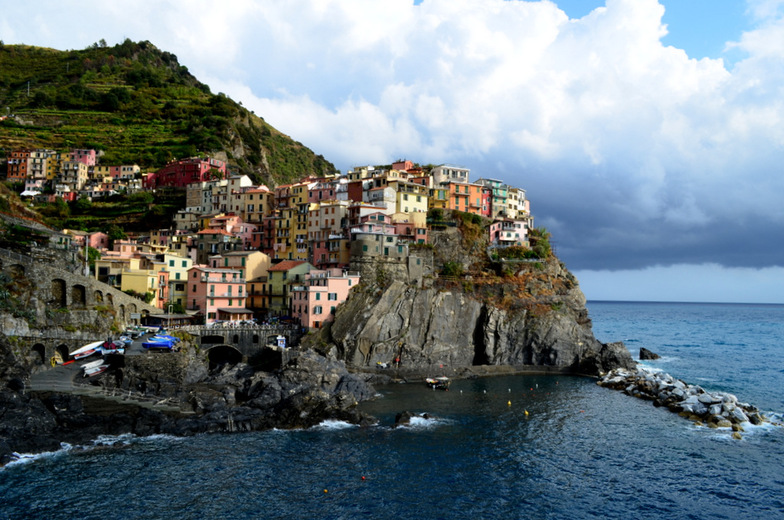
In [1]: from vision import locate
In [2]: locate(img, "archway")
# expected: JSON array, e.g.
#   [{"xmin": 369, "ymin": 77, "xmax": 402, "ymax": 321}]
[
  {"xmin": 119, "ymin": 304, "xmax": 126, "ymax": 322},
  {"xmin": 107, "ymin": 293, "xmax": 114, "ymax": 306},
  {"xmin": 94, "ymin": 290, "xmax": 104, "ymax": 304},
  {"xmin": 55, "ymin": 344, "xmax": 70, "ymax": 364},
  {"xmin": 201, "ymin": 334, "xmax": 226, "ymax": 345},
  {"xmin": 50, "ymin": 279, "xmax": 66, "ymax": 308},
  {"xmin": 71, "ymin": 284, "xmax": 87, "ymax": 308},
  {"xmin": 206, "ymin": 345, "xmax": 243, "ymax": 370},
  {"xmin": 32, "ymin": 343, "xmax": 46, "ymax": 365}
]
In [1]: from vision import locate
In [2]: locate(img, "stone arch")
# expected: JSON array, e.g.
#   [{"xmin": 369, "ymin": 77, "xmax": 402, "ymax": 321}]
[
  {"xmin": 107, "ymin": 293, "xmax": 114, "ymax": 306},
  {"xmin": 32, "ymin": 343, "xmax": 46, "ymax": 365},
  {"xmin": 201, "ymin": 334, "xmax": 226, "ymax": 345},
  {"xmin": 206, "ymin": 345, "xmax": 243, "ymax": 369},
  {"xmin": 55, "ymin": 344, "xmax": 70, "ymax": 364},
  {"xmin": 71, "ymin": 284, "xmax": 87, "ymax": 308},
  {"xmin": 50, "ymin": 279, "xmax": 66, "ymax": 307},
  {"xmin": 94, "ymin": 290, "xmax": 104, "ymax": 304},
  {"xmin": 8, "ymin": 264, "xmax": 25, "ymax": 278},
  {"xmin": 232, "ymin": 334, "xmax": 239, "ymax": 344},
  {"xmin": 128, "ymin": 303, "xmax": 137, "ymax": 314},
  {"xmin": 252, "ymin": 334, "xmax": 259, "ymax": 344},
  {"xmin": 119, "ymin": 304, "xmax": 126, "ymax": 322}
]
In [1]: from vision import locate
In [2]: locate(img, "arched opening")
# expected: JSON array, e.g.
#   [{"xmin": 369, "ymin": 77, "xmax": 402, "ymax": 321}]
[
  {"xmin": 128, "ymin": 303, "xmax": 137, "ymax": 314},
  {"xmin": 94, "ymin": 290, "xmax": 104, "ymax": 303},
  {"xmin": 71, "ymin": 284, "xmax": 87, "ymax": 308},
  {"xmin": 119, "ymin": 304, "xmax": 125, "ymax": 321},
  {"xmin": 8, "ymin": 264, "xmax": 25, "ymax": 278},
  {"xmin": 232, "ymin": 334, "xmax": 239, "ymax": 344},
  {"xmin": 107, "ymin": 293, "xmax": 114, "ymax": 306},
  {"xmin": 50, "ymin": 279, "xmax": 66, "ymax": 308},
  {"xmin": 207, "ymin": 345, "xmax": 243, "ymax": 371},
  {"xmin": 201, "ymin": 334, "xmax": 225, "ymax": 345},
  {"xmin": 252, "ymin": 334, "xmax": 259, "ymax": 344},
  {"xmin": 32, "ymin": 343, "xmax": 46, "ymax": 364},
  {"xmin": 55, "ymin": 344, "xmax": 70, "ymax": 364}
]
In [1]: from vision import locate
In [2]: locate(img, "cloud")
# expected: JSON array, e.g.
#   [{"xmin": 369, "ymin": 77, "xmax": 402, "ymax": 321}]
[{"xmin": 2, "ymin": 0, "xmax": 784, "ymax": 281}]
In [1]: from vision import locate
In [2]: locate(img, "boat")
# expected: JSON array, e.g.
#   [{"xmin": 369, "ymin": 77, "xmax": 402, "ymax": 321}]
[
  {"xmin": 81, "ymin": 359, "xmax": 104, "ymax": 372},
  {"xmin": 426, "ymin": 376, "xmax": 451, "ymax": 390},
  {"xmin": 142, "ymin": 339, "xmax": 175, "ymax": 351},
  {"xmin": 83, "ymin": 363, "xmax": 110, "ymax": 377},
  {"xmin": 69, "ymin": 341, "xmax": 104, "ymax": 360}
]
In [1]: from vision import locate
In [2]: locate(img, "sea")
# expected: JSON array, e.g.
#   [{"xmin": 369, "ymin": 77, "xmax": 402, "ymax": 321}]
[{"xmin": 1, "ymin": 301, "xmax": 783, "ymax": 520}]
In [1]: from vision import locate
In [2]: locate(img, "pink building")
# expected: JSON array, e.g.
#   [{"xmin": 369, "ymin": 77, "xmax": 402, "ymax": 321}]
[
  {"xmin": 489, "ymin": 219, "xmax": 528, "ymax": 247},
  {"xmin": 291, "ymin": 268, "xmax": 360, "ymax": 330},
  {"xmin": 187, "ymin": 265, "xmax": 251, "ymax": 323},
  {"xmin": 71, "ymin": 149, "xmax": 97, "ymax": 166}
]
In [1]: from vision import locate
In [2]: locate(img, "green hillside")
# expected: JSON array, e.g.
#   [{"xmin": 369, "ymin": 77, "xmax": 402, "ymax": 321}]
[{"xmin": 0, "ymin": 40, "xmax": 335, "ymax": 185}]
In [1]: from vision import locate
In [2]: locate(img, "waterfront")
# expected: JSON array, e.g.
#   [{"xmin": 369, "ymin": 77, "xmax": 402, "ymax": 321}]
[{"xmin": 1, "ymin": 301, "xmax": 783, "ymax": 519}]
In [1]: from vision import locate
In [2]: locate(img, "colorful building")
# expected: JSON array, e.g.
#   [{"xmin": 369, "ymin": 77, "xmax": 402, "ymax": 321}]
[
  {"xmin": 186, "ymin": 265, "xmax": 250, "ymax": 323},
  {"xmin": 291, "ymin": 268, "xmax": 360, "ymax": 330}
]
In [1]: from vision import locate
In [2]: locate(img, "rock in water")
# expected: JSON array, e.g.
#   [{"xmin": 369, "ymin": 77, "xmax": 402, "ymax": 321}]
[{"xmin": 639, "ymin": 347, "xmax": 661, "ymax": 360}]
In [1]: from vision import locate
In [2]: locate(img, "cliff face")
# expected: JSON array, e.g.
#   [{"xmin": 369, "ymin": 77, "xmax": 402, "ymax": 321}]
[{"xmin": 320, "ymin": 256, "xmax": 633, "ymax": 377}]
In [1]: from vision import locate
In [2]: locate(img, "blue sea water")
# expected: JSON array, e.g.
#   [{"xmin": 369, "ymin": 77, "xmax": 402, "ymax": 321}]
[{"xmin": 1, "ymin": 301, "xmax": 784, "ymax": 520}]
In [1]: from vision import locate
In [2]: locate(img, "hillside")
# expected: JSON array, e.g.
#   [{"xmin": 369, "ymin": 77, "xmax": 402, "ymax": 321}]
[{"xmin": 0, "ymin": 40, "xmax": 335, "ymax": 185}]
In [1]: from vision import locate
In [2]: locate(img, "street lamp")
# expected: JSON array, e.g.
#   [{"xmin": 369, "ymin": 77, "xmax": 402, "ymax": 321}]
[{"xmin": 168, "ymin": 303, "xmax": 173, "ymax": 331}]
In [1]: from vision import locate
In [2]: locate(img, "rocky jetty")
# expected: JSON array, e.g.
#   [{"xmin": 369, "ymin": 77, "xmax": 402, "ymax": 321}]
[{"xmin": 597, "ymin": 367, "xmax": 770, "ymax": 438}]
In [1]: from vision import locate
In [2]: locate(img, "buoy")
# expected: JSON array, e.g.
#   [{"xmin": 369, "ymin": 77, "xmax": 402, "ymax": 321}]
[
  {"xmin": 536, "ymin": 384, "xmax": 538, "ymax": 389},
  {"xmin": 324, "ymin": 489, "xmax": 328, "ymax": 493},
  {"xmin": 508, "ymin": 388, "xmax": 511, "ymax": 393},
  {"xmin": 483, "ymin": 390, "xmax": 486, "ymax": 394},
  {"xmin": 524, "ymin": 410, "xmax": 529, "ymax": 416},
  {"xmin": 507, "ymin": 400, "xmax": 511, "ymax": 406},
  {"xmin": 361, "ymin": 476, "xmax": 366, "ymax": 480}
]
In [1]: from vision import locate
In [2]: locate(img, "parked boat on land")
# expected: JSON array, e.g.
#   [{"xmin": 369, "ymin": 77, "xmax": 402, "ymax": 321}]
[
  {"xmin": 83, "ymin": 363, "xmax": 110, "ymax": 377},
  {"xmin": 69, "ymin": 341, "xmax": 103, "ymax": 360}
]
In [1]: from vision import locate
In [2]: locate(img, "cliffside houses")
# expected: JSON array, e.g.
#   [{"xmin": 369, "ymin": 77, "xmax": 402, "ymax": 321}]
[{"xmin": 5, "ymin": 151, "xmax": 535, "ymax": 328}]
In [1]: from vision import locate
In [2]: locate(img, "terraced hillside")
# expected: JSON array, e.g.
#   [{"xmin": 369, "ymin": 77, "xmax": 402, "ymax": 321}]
[{"xmin": 0, "ymin": 40, "xmax": 335, "ymax": 185}]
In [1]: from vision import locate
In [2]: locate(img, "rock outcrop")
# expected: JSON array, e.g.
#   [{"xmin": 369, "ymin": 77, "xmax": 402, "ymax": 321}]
[
  {"xmin": 318, "ymin": 256, "xmax": 634, "ymax": 377},
  {"xmin": 0, "ymin": 334, "xmax": 375, "ymax": 466},
  {"xmin": 639, "ymin": 347, "xmax": 660, "ymax": 360}
]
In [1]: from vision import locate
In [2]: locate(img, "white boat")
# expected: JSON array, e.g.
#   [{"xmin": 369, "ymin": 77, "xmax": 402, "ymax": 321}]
[
  {"xmin": 83, "ymin": 363, "xmax": 110, "ymax": 377},
  {"xmin": 69, "ymin": 341, "xmax": 103, "ymax": 360},
  {"xmin": 81, "ymin": 359, "xmax": 104, "ymax": 371}
]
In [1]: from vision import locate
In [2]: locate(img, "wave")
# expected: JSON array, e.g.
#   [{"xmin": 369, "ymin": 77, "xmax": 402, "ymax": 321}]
[
  {"xmin": 312, "ymin": 419, "xmax": 359, "ymax": 431},
  {"xmin": 394, "ymin": 413, "xmax": 451, "ymax": 430},
  {"xmin": 2, "ymin": 442, "xmax": 74, "ymax": 469}
]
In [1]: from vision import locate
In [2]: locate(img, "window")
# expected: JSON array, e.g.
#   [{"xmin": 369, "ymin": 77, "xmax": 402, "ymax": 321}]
[
  {"xmin": 314, "ymin": 306, "xmax": 322, "ymax": 314},
  {"xmin": 169, "ymin": 260, "xmax": 174, "ymax": 267},
  {"xmin": 328, "ymin": 293, "xmax": 337, "ymax": 301},
  {"xmin": 316, "ymin": 293, "xmax": 321, "ymax": 300},
  {"xmin": 192, "ymin": 284, "xmax": 197, "ymax": 292}
]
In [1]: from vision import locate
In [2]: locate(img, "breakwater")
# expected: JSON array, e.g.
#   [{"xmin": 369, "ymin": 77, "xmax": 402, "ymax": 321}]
[{"xmin": 597, "ymin": 366, "xmax": 773, "ymax": 438}]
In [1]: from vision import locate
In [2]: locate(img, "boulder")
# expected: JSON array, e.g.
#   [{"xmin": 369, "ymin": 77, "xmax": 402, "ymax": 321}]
[{"xmin": 639, "ymin": 348, "xmax": 661, "ymax": 360}]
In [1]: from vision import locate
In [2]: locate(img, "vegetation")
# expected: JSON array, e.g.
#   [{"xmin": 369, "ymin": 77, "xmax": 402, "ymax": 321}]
[{"xmin": 0, "ymin": 40, "xmax": 335, "ymax": 185}]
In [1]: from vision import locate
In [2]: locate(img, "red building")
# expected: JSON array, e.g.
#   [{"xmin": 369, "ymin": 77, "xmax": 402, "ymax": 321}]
[{"xmin": 144, "ymin": 157, "xmax": 227, "ymax": 189}]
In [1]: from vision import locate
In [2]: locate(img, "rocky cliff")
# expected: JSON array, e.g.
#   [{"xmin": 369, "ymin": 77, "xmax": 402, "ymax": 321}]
[{"xmin": 315, "ymin": 244, "xmax": 633, "ymax": 378}]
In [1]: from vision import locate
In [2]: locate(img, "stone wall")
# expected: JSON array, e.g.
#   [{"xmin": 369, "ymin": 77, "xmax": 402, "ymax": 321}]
[{"xmin": 0, "ymin": 247, "xmax": 161, "ymax": 333}]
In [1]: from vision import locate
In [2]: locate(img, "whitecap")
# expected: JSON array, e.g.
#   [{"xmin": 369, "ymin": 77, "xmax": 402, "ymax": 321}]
[
  {"xmin": 312, "ymin": 419, "xmax": 358, "ymax": 430},
  {"xmin": 2, "ymin": 442, "xmax": 74, "ymax": 469},
  {"xmin": 396, "ymin": 414, "xmax": 450, "ymax": 430}
]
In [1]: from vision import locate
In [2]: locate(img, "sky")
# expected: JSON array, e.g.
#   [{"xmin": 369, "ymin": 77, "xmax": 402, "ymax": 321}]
[{"xmin": 2, "ymin": 0, "xmax": 784, "ymax": 303}]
